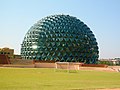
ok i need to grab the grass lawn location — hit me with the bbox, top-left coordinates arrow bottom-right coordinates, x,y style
0,68 -> 120,90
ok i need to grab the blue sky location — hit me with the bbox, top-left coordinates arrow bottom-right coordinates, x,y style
0,0 -> 120,59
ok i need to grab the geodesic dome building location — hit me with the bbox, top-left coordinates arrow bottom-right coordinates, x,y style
21,14 -> 99,64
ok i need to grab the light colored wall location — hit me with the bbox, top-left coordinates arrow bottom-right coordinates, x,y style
35,63 -> 55,68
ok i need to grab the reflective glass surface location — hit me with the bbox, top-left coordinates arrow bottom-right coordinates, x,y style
21,15 -> 99,64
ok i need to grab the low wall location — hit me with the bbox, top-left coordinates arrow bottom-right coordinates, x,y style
81,64 -> 108,68
34,62 -> 81,70
34,63 -> 55,68
1,61 -> 109,69
2,64 -> 35,68
55,62 -> 81,70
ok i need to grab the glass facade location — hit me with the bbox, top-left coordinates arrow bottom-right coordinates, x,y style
21,14 -> 99,64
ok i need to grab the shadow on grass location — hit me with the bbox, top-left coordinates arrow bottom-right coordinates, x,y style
55,69 -> 79,73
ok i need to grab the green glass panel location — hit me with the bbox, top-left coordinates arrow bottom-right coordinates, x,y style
21,14 -> 99,64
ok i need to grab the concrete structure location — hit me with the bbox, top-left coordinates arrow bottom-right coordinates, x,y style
21,14 -> 99,64
0,47 -> 14,59
0,54 -> 10,64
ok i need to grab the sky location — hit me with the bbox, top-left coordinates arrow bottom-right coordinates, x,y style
0,0 -> 120,59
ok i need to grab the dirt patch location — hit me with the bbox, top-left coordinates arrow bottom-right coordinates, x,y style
97,88 -> 120,90
79,67 -> 117,72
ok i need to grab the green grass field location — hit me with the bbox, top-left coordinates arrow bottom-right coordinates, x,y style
0,68 -> 120,90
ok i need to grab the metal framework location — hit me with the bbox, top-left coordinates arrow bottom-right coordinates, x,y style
21,14 -> 99,64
